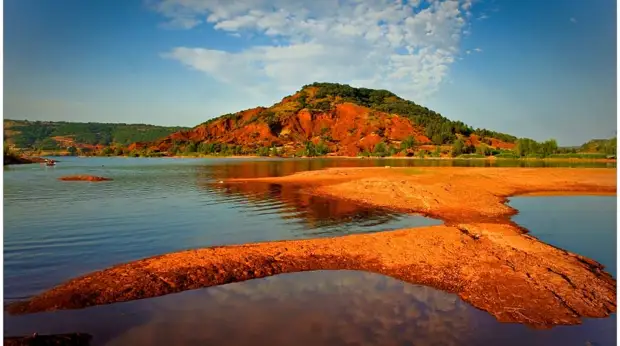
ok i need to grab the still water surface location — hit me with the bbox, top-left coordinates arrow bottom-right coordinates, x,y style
3,157 -> 617,345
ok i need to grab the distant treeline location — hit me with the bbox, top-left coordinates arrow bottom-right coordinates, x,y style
3,120 -> 188,150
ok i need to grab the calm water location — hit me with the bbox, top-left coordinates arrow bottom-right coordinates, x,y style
510,196 -> 617,277
3,157 -> 617,345
4,157 -> 444,300
3,270 -> 616,346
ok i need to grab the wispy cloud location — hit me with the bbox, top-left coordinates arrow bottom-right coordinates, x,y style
473,47 -> 482,53
477,14 -> 489,20
570,17 -> 577,23
151,0 -> 475,101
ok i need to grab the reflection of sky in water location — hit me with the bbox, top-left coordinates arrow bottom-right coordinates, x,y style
4,157 -> 439,300
4,158 -> 617,345
4,271 -> 615,346
509,196 -> 617,277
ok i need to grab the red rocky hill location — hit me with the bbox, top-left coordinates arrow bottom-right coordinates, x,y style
138,83 -> 516,157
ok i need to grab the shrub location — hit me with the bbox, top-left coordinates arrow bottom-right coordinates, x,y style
400,135 -> 417,150
373,142 -> 389,157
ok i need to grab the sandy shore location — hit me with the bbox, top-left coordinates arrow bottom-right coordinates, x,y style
6,167 -> 617,328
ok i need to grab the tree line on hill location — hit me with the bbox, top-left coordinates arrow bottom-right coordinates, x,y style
304,82 -> 518,145
3,120 -> 187,150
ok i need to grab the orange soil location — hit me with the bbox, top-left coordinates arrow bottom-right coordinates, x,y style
149,98 -> 513,157
7,167 -> 616,329
58,175 -> 112,182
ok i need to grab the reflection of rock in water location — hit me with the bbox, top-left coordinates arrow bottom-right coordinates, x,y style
105,271 -> 475,346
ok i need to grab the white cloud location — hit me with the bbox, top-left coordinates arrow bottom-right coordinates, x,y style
570,17 -> 577,23
477,14 -> 489,20
151,0 -> 476,102
473,47 -> 482,52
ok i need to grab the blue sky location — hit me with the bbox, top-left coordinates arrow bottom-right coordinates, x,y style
4,0 -> 616,145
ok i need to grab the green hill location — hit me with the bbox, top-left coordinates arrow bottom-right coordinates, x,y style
3,119 -> 188,150
579,138 -> 617,155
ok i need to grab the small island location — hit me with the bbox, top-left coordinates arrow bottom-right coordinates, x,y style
58,175 -> 112,182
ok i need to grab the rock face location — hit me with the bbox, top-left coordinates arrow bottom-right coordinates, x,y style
7,167 -> 616,329
58,175 -> 112,182
142,83 -> 516,156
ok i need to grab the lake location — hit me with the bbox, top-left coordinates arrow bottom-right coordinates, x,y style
3,157 -> 617,345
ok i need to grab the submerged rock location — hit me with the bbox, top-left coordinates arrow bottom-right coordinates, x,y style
58,175 -> 112,182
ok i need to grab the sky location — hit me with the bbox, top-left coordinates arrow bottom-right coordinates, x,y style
4,0 -> 617,145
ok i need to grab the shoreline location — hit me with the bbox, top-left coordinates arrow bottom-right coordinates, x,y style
27,153 -> 616,163
5,167 -> 617,328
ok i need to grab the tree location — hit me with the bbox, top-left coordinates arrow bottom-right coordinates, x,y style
67,146 -> 78,156
303,141 -> 317,157
418,150 -> 427,159
400,136 -> 417,150
257,146 -> 270,156
433,145 -> 441,157
539,139 -> 557,157
451,140 -> 464,157
476,145 -> 492,156
605,138 -> 617,155
373,142 -> 388,157
315,141 -> 329,155
101,147 -> 113,156
184,142 -> 197,154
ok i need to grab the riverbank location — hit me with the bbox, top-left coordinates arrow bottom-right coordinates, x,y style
6,167 -> 616,329
3,155 -> 46,166
32,152 -> 617,163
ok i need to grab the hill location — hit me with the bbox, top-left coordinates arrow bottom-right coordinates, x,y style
3,120 -> 188,152
579,138 -> 617,155
140,83 -> 518,157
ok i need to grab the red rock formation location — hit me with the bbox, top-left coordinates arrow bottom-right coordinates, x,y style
141,84 -> 516,156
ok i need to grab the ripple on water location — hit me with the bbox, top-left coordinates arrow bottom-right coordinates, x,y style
4,158 -> 442,300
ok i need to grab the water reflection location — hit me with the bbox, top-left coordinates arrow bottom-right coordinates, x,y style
198,176 -> 421,234
202,158 -> 615,180
3,158 -> 438,301
5,271 -> 614,346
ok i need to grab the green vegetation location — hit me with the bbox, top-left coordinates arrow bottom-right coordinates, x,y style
257,146 -> 270,156
514,138 -> 558,158
4,119 -> 187,149
450,140 -> 476,157
299,141 -> 329,157
400,136 -> 417,150
579,138 -> 617,155
546,153 -> 609,159
193,142 -> 244,156
4,144 -> 23,165
476,144 -> 493,156
373,142 -> 390,157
